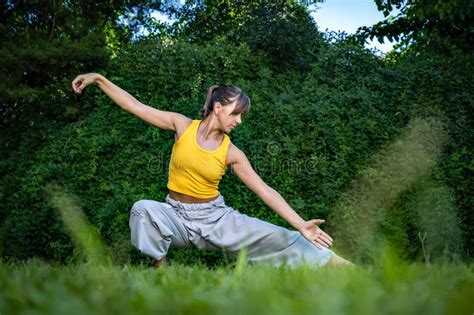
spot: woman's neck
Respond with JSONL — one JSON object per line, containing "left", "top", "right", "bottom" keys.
{"left": 200, "top": 117, "right": 223, "bottom": 141}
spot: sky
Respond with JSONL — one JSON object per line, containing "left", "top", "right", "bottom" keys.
{"left": 310, "top": 0, "right": 400, "bottom": 53}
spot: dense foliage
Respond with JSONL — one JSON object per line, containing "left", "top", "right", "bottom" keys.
{"left": 167, "top": 0, "right": 325, "bottom": 71}
{"left": 0, "top": 0, "right": 163, "bottom": 156}
{"left": 0, "top": 0, "right": 472, "bottom": 266}
{"left": 359, "top": 0, "right": 474, "bottom": 51}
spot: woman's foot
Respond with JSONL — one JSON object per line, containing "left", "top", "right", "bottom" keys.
{"left": 151, "top": 256, "right": 168, "bottom": 269}
{"left": 326, "top": 253, "right": 355, "bottom": 267}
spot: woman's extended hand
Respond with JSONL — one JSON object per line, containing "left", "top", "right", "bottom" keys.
{"left": 72, "top": 73, "right": 100, "bottom": 94}
{"left": 298, "top": 219, "right": 333, "bottom": 249}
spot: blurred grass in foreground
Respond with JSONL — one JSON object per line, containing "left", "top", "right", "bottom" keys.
{"left": 46, "top": 183, "right": 112, "bottom": 266}
{"left": 328, "top": 117, "right": 463, "bottom": 263}
{"left": 0, "top": 259, "right": 472, "bottom": 315}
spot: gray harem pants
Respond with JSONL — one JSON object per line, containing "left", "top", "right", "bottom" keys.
{"left": 129, "top": 194, "right": 334, "bottom": 268}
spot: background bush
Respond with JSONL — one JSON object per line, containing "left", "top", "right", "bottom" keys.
{"left": 1, "top": 1, "right": 472, "bottom": 265}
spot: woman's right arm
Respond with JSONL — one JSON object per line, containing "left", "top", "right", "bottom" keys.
{"left": 72, "top": 73, "right": 191, "bottom": 133}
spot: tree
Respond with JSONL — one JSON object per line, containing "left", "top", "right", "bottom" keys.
{"left": 0, "top": 1, "right": 162, "bottom": 132}
{"left": 166, "top": 0, "right": 325, "bottom": 71}
{"left": 359, "top": 0, "right": 474, "bottom": 52}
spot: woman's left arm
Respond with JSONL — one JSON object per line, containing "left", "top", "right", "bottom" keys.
{"left": 227, "top": 144, "right": 333, "bottom": 249}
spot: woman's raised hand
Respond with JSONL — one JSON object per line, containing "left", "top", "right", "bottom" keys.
{"left": 72, "top": 73, "right": 100, "bottom": 94}
{"left": 298, "top": 219, "right": 334, "bottom": 249}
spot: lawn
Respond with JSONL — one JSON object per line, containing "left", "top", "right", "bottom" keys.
{"left": 1, "top": 256, "right": 472, "bottom": 315}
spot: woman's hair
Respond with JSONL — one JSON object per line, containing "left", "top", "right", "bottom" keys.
{"left": 200, "top": 85, "right": 251, "bottom": 118}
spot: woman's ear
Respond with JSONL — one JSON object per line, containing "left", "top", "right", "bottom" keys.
{"left": 214, "top": 102, "right": 223, "bottom": 113}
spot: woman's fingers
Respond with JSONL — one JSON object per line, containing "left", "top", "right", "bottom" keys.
{"left": 302, "top": 219, "right": 334, "bottom": 248}
{"left": 72, "top": 74, "right": 91, "bottom": 94}
{"left": 302, "top": 231, "right": 324, "bottom": 249}
{"left": 320, "top": 230, "right": 333, "bottom": 243}
{"left": 72, "top": 76, "right": 83, "bottom": 94}
{"left": 315, "top": 234, "right": 332, "bottom": 247}
{"left": 308, "top": 219, "right": 325, "bottom": 226}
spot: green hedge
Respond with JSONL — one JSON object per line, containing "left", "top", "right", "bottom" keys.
{"left": 1, "top": 38, "right": 471, "bottom": 265}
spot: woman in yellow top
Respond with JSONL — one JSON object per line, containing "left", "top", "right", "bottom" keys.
{"left": 72, "top": 73, "right": 353, "bottom": 268}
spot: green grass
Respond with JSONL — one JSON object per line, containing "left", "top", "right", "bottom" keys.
{"left": 2, "top": 173, "right": 469, "bottom": 315}
{"left": 1, "top": 259, "right": 472, "bottom": 315}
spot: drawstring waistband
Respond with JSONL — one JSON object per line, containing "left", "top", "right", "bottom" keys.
{"left": 165, "top": 193, "right": 225, "bottom": 211}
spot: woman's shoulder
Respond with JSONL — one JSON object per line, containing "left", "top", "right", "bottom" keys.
{"left": 226, "top": 141, "right": 246, "bottom": 166}
{"left": 175, "top": 114, "right": 194, "bottom": 129}
{"left": 174, "top": 116, "right": 194, "bottom": 139}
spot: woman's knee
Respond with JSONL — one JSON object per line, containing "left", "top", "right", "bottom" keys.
{"left": 130, "top": 200, "right": 157, "bottom": 233}
{"left": 131, "top": 199, "right": 154, "bottom": 217}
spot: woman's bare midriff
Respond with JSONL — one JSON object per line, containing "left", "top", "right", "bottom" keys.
{"left": 169, "top": 190, "right": 218, "bottom": 203}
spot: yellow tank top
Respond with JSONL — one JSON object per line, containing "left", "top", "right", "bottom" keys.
{"left": 167, "top": 120, "right": 231, "bottom": 199}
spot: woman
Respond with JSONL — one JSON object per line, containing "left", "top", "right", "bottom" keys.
{"left": 72, "top": 73, "right": 353, "bottom": 268}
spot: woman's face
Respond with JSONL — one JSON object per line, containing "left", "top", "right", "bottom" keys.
{"left": 216, "top": 101, "right": 242, "bottom": 133}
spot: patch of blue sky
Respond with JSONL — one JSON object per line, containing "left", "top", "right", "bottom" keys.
{"left": 310, "top": 0, "right": 401, "bottom": 54}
